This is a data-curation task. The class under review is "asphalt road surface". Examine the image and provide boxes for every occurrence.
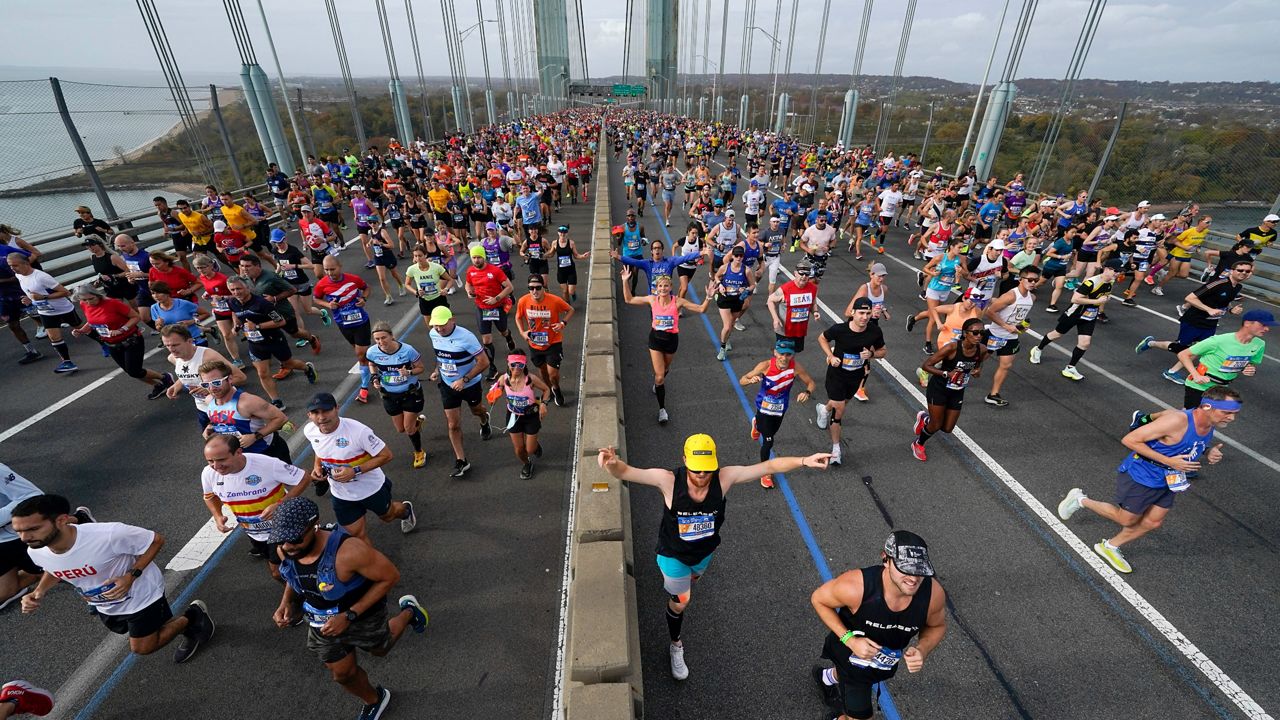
[0,196,596,719]
[608,156,1279,720]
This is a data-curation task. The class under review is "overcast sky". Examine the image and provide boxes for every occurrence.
[2,0,1277,86]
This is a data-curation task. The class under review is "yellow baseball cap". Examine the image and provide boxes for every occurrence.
[683,434,718,472]
[429,306,453,326]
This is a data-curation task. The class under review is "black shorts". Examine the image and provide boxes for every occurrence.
[530,342,563,369]
[0,537,40,575]
[926,377,966,410]
[331,479,394,526]
[381,383,425,415]
[528,258,549,276]
[825,368,865,402]
[248,538,283,565]
[753,411,785,440]
[989,335,1021,357]
[556,264,578,286]
[306,599,392,664]
[417,294,449,317]
[388,218,404,229]
[648,329,679,354]
[95,594,174,638]
[39,310,81,330]
[1183,384,1209,410]
[438,379,484,410]
[1115,472,1175,515]
[338,322,372,348]
[373,252,398,269]
[1042,265,1067,280]
[1054,314,1097,337]
[509,411,542,435]
[775,333,805,353]
[308,248,330,264]
[170,233,193,253]
[288,282,313,297]
[476,307,508,335]
[1076,250,1099,264]
[320,210,343,226]
[248,336,292,363]
[676,265,697,279]
[902,197,918,207]
[821,637,885,719]
[716,295,745,312]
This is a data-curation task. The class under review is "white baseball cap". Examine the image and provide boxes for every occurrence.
[988,238,1006,250]
[1264,214,1279,223]
[725,209,736,218]
[1137,200,1150,208]
[1105,214,1120,221]
[213,220,227,231]
[1150,213,1167,220]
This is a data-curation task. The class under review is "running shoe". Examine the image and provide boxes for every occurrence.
[400,502,416,534]
[913,410,928,436]
[1175,303,1186,318]
[295,338,309,348]
[1028,347,1042,365]
[811,665,840,708]
[230,357,245,369]
[759,474,774,489]
[984,393,1008,407]
[480,418,493,440]
[450,459,471,478]
[923,341,935,355]
[750,417,760,441]
[308,334,322,354]
[1199,266,1214,283]
[1150,286,1164,296]
[383,297,394,306]
[304,363,318,384]
[1093,541,1132,574]
[855,254,864,261]
[147,373,173,400]
[829,445,842,467]
[1061,365,1084,381]
[272,368,292,380]
[520,462,534,479]
[366,261,377,269]
[876,245,885,255]
[17,350,43,365]
[1129,410,1146,430]
[552,387,565,407]
[733,320,746,332]
[1162,369,1184,385]
[1058,488,1086,520]
[53,361,78,374]
[854,387,868,403]
[320,308,332,326]
[412,450,427,469]
[357,387,369,403]
[815,403,831,429]
[358,686,391,720]
[1044,305,1059,313]
[35,326,47,339]
[0,680,54,716]
[657,408,669,424]
[1134,335,1154,354]
[73,505,97,524]
[1143,274,1155,286]
[910,441,927,462]
[174,600,213,664]
[1121,297,1136,307]
[716,346,727,361]
[398,595,429,633]
[669,643,690,681]
[271,398,287,411]
[916,270,925,287]
[905,315,917,333]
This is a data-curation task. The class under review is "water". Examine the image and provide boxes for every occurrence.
[0,187,196,237]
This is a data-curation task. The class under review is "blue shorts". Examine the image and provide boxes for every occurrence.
[656,553,714,597]
[1176,322,1215,347]
[332,479,394,526]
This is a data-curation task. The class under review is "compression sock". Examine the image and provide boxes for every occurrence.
[665,606,684,642]
[917,428,935,445]
[760,437,774,463]
[1036,336,1053,351]
[409,430,422,452]
[655,383,667,409]
[1070,346,1087,366]
[359,364,371,388]
[504,332,516,351]
[52,341,70,361]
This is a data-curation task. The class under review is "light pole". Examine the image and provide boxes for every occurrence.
[748,25,782,126]
[461,18,500,126]
[537,62,569,111]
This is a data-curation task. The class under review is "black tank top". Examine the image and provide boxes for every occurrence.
[934,340,983,391]
[91,253,127,287]
[655,466,726,565]
[292,534,371,612]
[825,565,933,680]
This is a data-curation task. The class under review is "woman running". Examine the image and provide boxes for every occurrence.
[367,321,429,470]
[713,246,756,361]
[404,244,455,323]
[911,317,988,462]
[906,289,986,386]
[846,262,893,401]
[739,339,817,488]
[674,223,705,300]
[367,216,407,305]
[915,236,967,354]
[490,350,552,479]
[268,228,329,330]
[553,226,591,303]
[70,285,172,399]
[620,268,711,424]
[192,254,243,366]
[149,281,211,346]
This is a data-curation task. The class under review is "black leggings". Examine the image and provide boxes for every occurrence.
[103,334,148,379]
[755,411,785,462]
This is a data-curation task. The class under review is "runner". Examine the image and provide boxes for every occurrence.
[489,350,552,479]
[1135,309,1271,410]
[13,494,214,663]
[619,268,712,424]
[201,433,311,573]
[7,253,77,374]
[302,392,416,542]
[767,259,817,353]
[615,238,706,296]
[514,277,575,406]
[464,245,517,378]
[270,497,428,720]
[225,275,318,406]
[739,339,817,488]
[815,298,887,466]
[799,211,836,282]
[68,285,173,399]
[1057,386,1239,573]
[367,321,429,469]
[162,325,245,430]
[810,531,948,720]
[596,437,830,680]
[552,226,591,303]
[910,318,988,461]
[1154,215,1212,296]
[312,256,376,403]
[270,228,330,331]
[0,464,95,611]
[712,246,756,360]
[237,254,322,351]
[1134,259,1250,384]
[914,236,968,354]
[427,306,494,478]
[200,359,293,462]
[1029,259,1121,381]
[982,266,1040,407]
[192,255,245,367]
[760,216,788,295]
[0,680,54,717]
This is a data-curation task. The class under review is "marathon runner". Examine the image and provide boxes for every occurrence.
[312,256,376,403]
[1029,258,1122,381]
[366,321,430,470]
[427,306,494,477]
[0,464,94,611]
[68,285,173,399]
[225,275,319,406]
[815,298,887,467]
[192,254,244,367]
[981,266,1040,407]
[552,226,591,303]
[596,436,830,680]
[1134,259,1250,384]
[162,325,245,430]
[911,318,988,462]
[514,277,575,406]
[739,339,817,489]
[712,246,756,361]
[1135,309,1271,410]
[7,253,78,374]
[620,267,712,424]
[489,350,552,479]
[200,359,293,462]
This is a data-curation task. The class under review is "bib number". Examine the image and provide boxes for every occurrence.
[245,328,265,342]
[840,353,865,371]
[1165,470,1190,493]
[985,336,1009,351]
[558,255,573,267]
[654,315,675,331]
[849,647,903,672]
[530,331,549,346]
[1081,307,1099,321]
[481,308,501,321]
[302,602,340,629]
[677,513,715,542]
[760,398,786,415]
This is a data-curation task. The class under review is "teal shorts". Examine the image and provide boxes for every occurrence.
[655,553,714,597]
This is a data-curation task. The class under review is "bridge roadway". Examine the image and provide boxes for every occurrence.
[0,197,596,718]
[607,160,1280,719]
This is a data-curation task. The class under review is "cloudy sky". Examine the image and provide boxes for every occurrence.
[2,0,1277,86]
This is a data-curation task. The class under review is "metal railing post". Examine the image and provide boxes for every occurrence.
[210,85,246,189]
[1087,101,1127,202]
[49,77,120,222]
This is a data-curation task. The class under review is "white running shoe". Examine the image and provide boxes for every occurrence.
[816,403,831,429]
[1061,365,1084,381]
[829,444,842,466]
[669,643,689,680]
[658,408,669,424]
[400,502,417,534]
[1028,346,1042,365]
[733,321,746,332]
[1150,286,1164,297]
[1058,488,1086,520]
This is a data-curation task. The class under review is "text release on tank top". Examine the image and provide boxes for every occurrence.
[830,566,932,675]
[303,417,388,501]
[26,523,165,615]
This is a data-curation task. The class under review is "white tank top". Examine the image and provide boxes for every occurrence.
[172,345,212,411]
[716,221,740,249]
[987,287,1033,339]
[862,281,885,317]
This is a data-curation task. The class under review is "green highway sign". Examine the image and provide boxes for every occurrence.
[611,84,648,97]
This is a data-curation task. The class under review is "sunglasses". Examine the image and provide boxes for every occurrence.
[199,378,229,389]
[528,286,545,291]
[509,361,527,369]
[965,328,984,335]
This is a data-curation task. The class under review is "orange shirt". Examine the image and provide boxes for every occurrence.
[516,291,572,348]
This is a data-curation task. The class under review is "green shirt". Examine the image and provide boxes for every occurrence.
[1010,250,1039,270]
[1186,332,1265,390]
[404,262,448,301]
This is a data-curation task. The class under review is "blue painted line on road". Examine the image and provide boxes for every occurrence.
[74,319,421,719]
[648,205,901,720]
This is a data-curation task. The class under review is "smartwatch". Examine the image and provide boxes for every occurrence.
[345,609,358,622]
[129,568,143,579]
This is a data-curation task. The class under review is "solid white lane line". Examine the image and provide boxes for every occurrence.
[780,262,1273,720]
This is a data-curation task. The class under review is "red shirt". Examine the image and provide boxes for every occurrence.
[197,271,234,317]
[213,229,248,259]
[148,265,198,297]
[778,280,816,338]
[81,298,140,344]
[466,264,510,310]
[298,218,333,251]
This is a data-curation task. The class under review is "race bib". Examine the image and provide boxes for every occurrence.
[558,255,573,267]
[945,369,969,391]
[789,307,810,324]
[32,299,52,312]
[530,331,549,346]
[338,307,364,325]
[676,513,715,542]
[653,314,675,331]
[760,398,786,415]
[91,323,114,337]
[440,361,458,374]
[382,371,409,385]
[849,647,902,672]
[1081,307,1099,321]
[210,297,229,312]
[481,308,501,321]
[985,336,1009,351]
[302,602,339,629]
[245,328,265,342]
[417,280,438,296]
[1165,470,1190,493]
[841,353,865,371]
[1220,355,1250,373]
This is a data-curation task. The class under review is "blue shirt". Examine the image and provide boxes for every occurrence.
[771,199,799,229]
[430,325,484,388]
[366,341,422,394]
[979,202,1001,226]
[515,193,542,225]
[619,252,702,293]
[150,299,204,341]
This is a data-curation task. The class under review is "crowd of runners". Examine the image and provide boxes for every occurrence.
[1,105,1275,720]
[0,111,603,719]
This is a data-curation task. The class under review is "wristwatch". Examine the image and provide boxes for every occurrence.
[129,568,143,579]
[345,609,358,622]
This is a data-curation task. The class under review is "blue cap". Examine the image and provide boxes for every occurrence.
[714,198,725,206]
[270,228,287,242]
[266,497,320,544]
[1243,309,1277,326]
[774,339,796,354]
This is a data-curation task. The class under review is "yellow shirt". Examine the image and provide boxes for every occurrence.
[1171,227,1207,259]
[219,203,257,241]
[427,188,451,213]
[176,209,213,237]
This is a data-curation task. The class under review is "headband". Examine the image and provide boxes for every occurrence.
[1201,398,1241,412]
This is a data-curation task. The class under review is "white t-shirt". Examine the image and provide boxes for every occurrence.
[16,270,74,315]
[802,225,837,255]
[743,189,765,215]
[878,190,904,218]
[201,452,305,541]
[27,522,164,616]
[303,417,388,501]
[170,345,213,412]
[547,160,566,182]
